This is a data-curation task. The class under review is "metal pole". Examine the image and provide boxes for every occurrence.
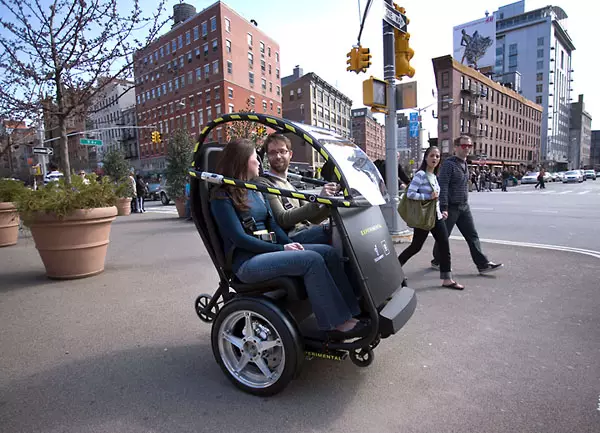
[382,0,405,235]
[37,118,47,179]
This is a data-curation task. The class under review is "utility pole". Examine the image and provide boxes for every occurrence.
[382,0,403,235]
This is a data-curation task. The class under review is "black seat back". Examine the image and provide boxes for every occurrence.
[190,143,229,280]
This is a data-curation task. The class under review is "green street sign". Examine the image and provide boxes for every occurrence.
[80,138,103,146]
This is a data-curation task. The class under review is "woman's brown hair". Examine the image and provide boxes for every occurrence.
[212,138,256,210]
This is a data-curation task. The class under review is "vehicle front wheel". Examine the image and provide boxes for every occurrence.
[160,192,170,205]
[211,298,303,396]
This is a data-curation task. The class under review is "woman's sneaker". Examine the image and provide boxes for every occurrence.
[478,262,504,274]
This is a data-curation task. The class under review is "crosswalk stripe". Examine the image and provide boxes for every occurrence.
[577,190,591,195]
[557,191,572,194]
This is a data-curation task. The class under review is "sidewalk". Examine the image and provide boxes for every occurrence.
[1,213,599,433]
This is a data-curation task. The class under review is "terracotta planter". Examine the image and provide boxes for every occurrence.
[174,197,187,218]
[27,206,118,279]
[116,197,132,216]
[0,202,19,247]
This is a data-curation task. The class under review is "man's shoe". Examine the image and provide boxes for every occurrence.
[430,260,440,271]
[478,262,504,274]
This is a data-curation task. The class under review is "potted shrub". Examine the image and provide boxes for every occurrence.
[165,129,194,218]
[102,149,133,216]
[15,174,118,279]
[0,179,27,247]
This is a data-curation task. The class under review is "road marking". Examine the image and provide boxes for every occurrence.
[531,209,558,214]
[541,190,556,194]
[470,207,495,211]
[557,191,572,195]
[146,208,178,215]
[450,236,600,260]
[577,190,591,195]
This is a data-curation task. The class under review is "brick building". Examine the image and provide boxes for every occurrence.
[433,55,543,169]
[281,65,352,167]
[351,108,385,161]
[133,1,282,173]
[0,120,37,179]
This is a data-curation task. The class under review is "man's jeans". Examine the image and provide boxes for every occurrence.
[433,203,488,270]
[290,225,330,244]
[236,244,360,330]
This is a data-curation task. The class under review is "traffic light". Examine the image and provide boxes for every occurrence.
[151,131,161,143]
[363,76,387,112]
[395,31,415,78]
[346,47,360,73]
[357,46,372,73]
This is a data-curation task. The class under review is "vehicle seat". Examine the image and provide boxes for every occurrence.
[190,142,308,302]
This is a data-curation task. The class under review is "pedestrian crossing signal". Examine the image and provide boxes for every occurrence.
[151,131,161,143]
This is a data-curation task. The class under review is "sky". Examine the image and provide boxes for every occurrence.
[164,0,594,139]
[16,0,594,138]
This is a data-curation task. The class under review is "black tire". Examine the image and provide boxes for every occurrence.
[349,348,374,367]
[160,192,170,205]
[211,297,303,396]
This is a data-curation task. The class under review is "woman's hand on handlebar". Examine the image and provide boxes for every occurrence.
[284,243,304,251]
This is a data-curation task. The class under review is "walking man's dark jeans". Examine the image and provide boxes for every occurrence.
[433,203,489,270]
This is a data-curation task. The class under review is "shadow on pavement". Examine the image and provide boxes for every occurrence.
[0,270,55,293]
[1,343,363,433]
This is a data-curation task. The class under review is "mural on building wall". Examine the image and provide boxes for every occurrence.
[453,15,496,70]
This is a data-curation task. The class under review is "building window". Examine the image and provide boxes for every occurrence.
[224,18,230,32]
[193,26,199,41]
[228,88,233,98]
[185,31,191,45]
[187,51,192,62]
[178,35,183,49]
[277,106,281,115]
[535,96,542,104]
[441,116,449,132]
[171,39,176,52]
[441,95,450,110]
[212,40,218,52]
[249,71,255,87]
[262,101,267,112]
[226,39,231,53]
[261,78,266,91]
[276,85,280,96]
[537,37,544,46]
[261,59,265,72]
[536,73,543,81]
[210,16,217,32]
[561,50,564,69]
[536,84,543,93]
[202,21,208,37]
[441,71,449,88]
[275,52,279,62]
[508,56,518,68]
[537,49,543,58]
[260,41,265,53]
[195,47,200,57]
[227,60,232,74]
[204,64,210,78]
[228,103,234,113]
[247,33,253,47]
[537,60,543,70]
[508,43,517,55]
[248,52,254,67]
[289,89,294,101]
[187,71,193,85]
[203,43,209,56]
[250,96,255,106]
[213,60,219,74]
[276,68,279,79]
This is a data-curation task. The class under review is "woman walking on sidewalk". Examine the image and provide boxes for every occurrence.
[398,147,464,290]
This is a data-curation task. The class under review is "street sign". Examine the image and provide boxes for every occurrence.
[409,112,419,138]
[32,147,53,155]
[383,3,407,33]
[409,112,418,122]
[80,138,103,146]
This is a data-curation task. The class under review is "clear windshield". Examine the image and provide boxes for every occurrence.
[322,140,386,205]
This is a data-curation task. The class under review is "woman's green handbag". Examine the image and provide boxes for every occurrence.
[398,192,437,230]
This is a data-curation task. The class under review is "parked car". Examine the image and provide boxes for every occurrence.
[563,170,584,183]
[521,172,539,184]
[583,169,596,180]
[555,172,566,182]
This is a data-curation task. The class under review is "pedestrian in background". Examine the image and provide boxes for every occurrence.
[398,146,464,290]
[431,135,503,275]
[535,168,546,189]
[135,174,147,213]
[129,173,138,212]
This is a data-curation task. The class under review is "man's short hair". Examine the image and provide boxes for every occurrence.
[263,133,292,153]
[454,135,472,146]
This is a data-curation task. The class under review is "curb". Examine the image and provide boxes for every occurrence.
[391,229,413,244]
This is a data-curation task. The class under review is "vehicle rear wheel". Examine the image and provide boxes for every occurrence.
[349,348,374,367]
[211,298,303,396]
[160,192,170,205]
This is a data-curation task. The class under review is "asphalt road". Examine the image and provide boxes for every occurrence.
[466,179,600,252]
[1,209,598,433]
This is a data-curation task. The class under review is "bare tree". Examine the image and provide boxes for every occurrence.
[0,0,167,183]
[226,98,268,150]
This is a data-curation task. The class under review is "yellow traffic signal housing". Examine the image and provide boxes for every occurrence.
[151,131,161,143]
[346,47,360,73]
[357,46,372,73]
[363,76,387,112]
[395,31,415,78]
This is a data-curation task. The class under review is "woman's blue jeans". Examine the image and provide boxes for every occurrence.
[235,244,361,330]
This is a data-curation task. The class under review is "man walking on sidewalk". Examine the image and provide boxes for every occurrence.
[431,135,503,274]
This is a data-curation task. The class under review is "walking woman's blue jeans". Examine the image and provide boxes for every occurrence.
[235,244,361,330]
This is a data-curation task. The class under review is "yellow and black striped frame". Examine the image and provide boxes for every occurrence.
[191,112,356,201]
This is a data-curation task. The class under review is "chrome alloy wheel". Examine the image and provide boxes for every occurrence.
[217,310,285,389]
